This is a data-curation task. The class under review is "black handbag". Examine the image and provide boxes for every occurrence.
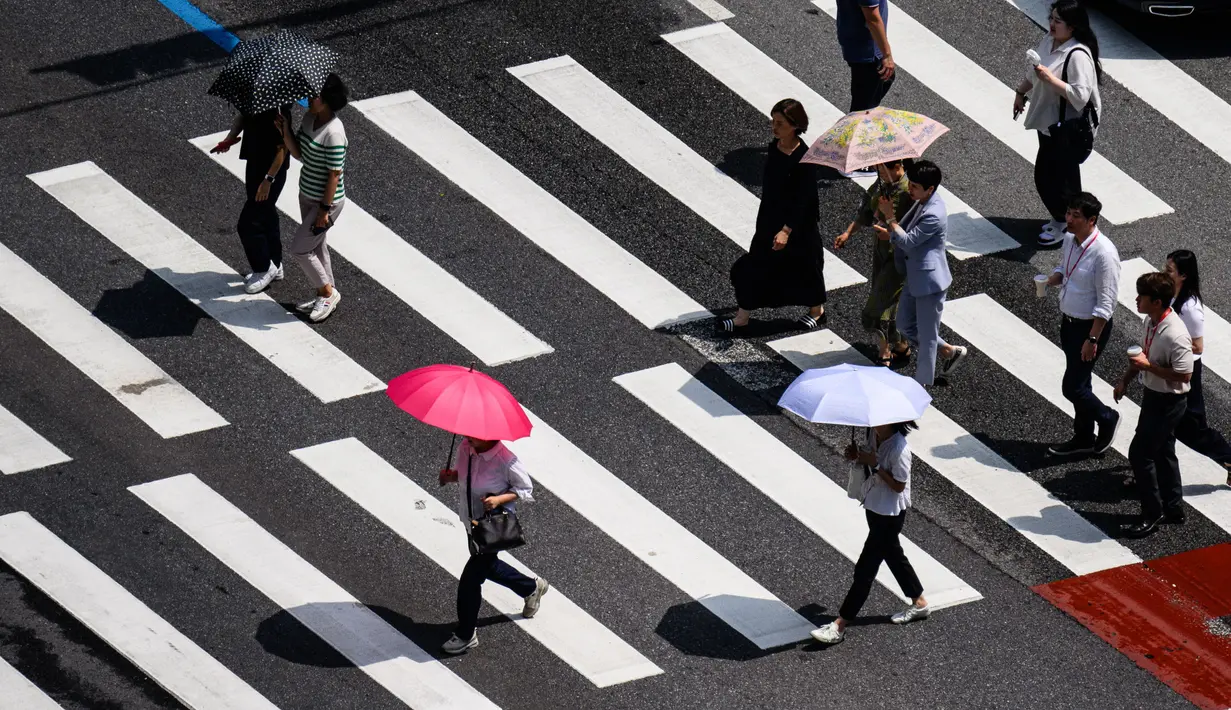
[1052,47,1099,165]
[465,454,526,555]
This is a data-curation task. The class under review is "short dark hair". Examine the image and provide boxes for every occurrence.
[771,98,809,135]
[906,160,941,190]
[1067,192,1102,221]
[1136,271,1175,305]
[889,420,919,437]
[319,73,349,112]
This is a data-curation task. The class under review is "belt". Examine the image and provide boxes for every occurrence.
[1061,313,1094,323]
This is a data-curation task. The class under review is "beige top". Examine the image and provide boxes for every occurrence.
[1141,310,1193,395]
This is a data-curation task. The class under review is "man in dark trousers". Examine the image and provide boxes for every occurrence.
[835,0,895,177]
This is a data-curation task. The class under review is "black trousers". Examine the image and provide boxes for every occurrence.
[237,160,288,274]
[1034,131,1083,223]
[839,510,923,621]
[1130,389,1187,519]
[1175,359,1231,466]
[1060,315,1115,442]
[848,60,895,113]
[455,551,535,638]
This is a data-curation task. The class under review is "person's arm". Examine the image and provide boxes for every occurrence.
[1113,364,1135,402]
[774,161,816,250]
[255,146,287,202]
[860,4,894,79]
[277,115,302,161]
[1081,248,1118,360]
[1132,337,1194,384]
[210,114,245,153]
[886,208,942,251]
[485,458,534,510]
[875,466,906,493]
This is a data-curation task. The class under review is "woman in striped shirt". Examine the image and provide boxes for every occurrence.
[275,73,349,323]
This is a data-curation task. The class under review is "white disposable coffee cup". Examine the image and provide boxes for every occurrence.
[1027,49,1042,66]
[1127,345,1143,358]
[1034,274,1049,297]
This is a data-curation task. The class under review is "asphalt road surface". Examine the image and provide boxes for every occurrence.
[2,0,1230,708]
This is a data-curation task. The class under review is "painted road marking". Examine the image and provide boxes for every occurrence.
[508,55,866,289]
[0,654,63,710]
[661,22,1018,260]
[811,0,1173,226]
[944,294,1231,536]
[291,437,663,688]
[131,474,500,710]
[1005,0,1231,168]
[0,239,227,438]
[768,329,1141,576]
[30,162,386,404]
[349,92,710,329]
[0,402,71,475]
[507,409,817,649]
[614,363,982,609]
[0,512,279,710]
[686,0,734,21]
[193,135,554,366]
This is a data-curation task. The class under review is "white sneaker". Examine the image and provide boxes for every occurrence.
[891,603,931,625]
[309,288,341,322]
[271,262,284,281]
[441,632,478,655]
[940,345,969,377]
[522,578,549,619]
[244,268,278,294]
[810,621,845,644]
[295,296,317,313]
[841,167,877,179]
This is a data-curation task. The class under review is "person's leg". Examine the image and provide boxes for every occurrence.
[879,511,924,601]
[837,512,892,622]
[236,199,272,275]
[455,552,497,639]
[848,61,880,113]
[314,200,344,290]
[1130,392,1172,521]
[485,555,537,597]
[1175,360,1231,465]
[291,196,331,291]
[1156,395,1187,516]
[1058,142,1083,215]
[263,168,289,269]
[1035,133,1066,223]
[1059,318,1103,443]
[871,58,896,107]
[912,291,943,386]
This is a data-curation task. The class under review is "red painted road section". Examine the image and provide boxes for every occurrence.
[1034,543,1231,710]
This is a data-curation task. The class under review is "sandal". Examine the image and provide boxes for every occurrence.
[716,317,748,335]
[798,311,828,331]
[875,356,893,367]
[891,347,912,362]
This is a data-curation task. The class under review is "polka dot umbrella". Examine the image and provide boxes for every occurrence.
[208,29,339,116]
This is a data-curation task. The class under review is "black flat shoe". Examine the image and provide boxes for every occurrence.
[1121,516,1164,538]
[1163,508,1186,525]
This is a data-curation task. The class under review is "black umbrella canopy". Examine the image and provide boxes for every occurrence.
[208,30,339,116]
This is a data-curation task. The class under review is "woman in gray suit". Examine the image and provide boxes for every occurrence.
[872,160,968,386]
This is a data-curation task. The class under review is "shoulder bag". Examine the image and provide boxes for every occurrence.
[1052,47,1099,165]
[466,453,526,555]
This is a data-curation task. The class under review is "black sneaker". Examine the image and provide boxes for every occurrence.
[1048,438,1096,456]
[1093,412,1121,454]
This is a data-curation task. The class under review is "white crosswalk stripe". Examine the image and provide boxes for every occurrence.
[0,654,63,710]
[0,402,70,475]
[0,239,227,438]
[767,330,1141,576]
[614,363,982,609]
[290,437,664,688]
[1004,0,1231,167]
[192,134,555,366]
[507,409,817,649]
[130,474,501,710]
[810,0,1172,226]
[686,0,733,21]
[29,162,386,404]
[507,55,867,290]
[661,22,1020,261]
[348,92,711,330]
[944,294,1231,535]
[0,512,280,710]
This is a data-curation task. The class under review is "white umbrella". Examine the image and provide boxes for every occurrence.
[778,364,931,427]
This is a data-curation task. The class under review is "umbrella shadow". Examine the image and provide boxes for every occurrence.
[1006,503,1135,545]
[92,269,210,339]
[655,597,835,661]
[255,603,508,667]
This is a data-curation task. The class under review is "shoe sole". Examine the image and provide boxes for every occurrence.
[1092,416,1121,455]
[442,640,478,655]
[941,348,969,377]
[1048,445,1095,457]
[809,631,844,644]
[310,293,342,323]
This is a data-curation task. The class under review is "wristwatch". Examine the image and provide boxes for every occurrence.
[263,174,275,183]
[1087,336,1099,344]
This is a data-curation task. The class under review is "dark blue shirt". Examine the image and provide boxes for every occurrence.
[835,0,889,64]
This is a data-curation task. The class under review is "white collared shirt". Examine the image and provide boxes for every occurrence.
[1054,228,1120,321]
[1022,36,1101,136]
[1174,295,1205,360]
[454,439,534,525]
[860,430,912,516]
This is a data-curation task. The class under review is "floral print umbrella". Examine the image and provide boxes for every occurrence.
[800,107,949,172]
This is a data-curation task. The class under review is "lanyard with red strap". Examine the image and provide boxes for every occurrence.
[1063,231,1099,282]
[1143,309,1172,355]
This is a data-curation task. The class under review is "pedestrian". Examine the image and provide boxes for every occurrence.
[437,436,549,654]
[1042,192,1121,457]
[1164,251,1231,487]
[1113,272,1194,538]
[871,160,968,386]
[835,160,913,365]
[811,420,930,645]
[1012,0,1103,248]
[275,73,349,323]
[210,105,293,294]
[834,0,896,178]
[719,99,827,335]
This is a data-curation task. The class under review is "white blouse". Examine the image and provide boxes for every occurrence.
[861,431,912,517]
[453,439,534,525]
[1022,36,1101,136]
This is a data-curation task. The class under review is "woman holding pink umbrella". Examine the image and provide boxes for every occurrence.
[387,364,549,656]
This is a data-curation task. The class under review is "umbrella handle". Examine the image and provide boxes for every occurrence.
[444,432,458,470]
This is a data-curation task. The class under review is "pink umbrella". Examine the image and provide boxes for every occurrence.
[801,107,949,173]
[387,364,532,442]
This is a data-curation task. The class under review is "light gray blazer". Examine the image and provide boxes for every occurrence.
[892,193,952,297]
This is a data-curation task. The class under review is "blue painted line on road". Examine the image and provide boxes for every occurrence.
[154,0,309,107]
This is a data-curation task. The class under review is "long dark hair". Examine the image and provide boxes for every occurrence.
[1052,0,1103,84]
[1167,249,1201,313]
[889,420,918,437]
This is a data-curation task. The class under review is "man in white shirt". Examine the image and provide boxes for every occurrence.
[1044,192,1121,456]
[1113,272,1193,538]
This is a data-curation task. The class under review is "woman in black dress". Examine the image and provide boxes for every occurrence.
[719,98,826,334]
